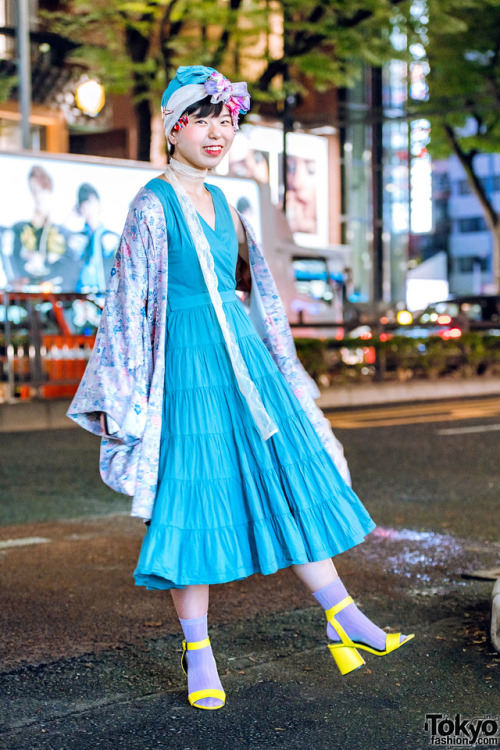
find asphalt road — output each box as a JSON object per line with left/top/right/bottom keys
{"left": 1, "top": 398, "right": 499, "bottom": 749}
{"left": 1, "top": 397, "right": 498, "bottom": 541}
{"left": 330, "top": 398, "right": 500, "bottom": 543}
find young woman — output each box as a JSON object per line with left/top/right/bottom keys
{"left": 68, "top": 65, "right": 413, "bottom": 711}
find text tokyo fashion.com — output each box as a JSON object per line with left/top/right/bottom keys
{"left": 424, "top": 714, "right": 500, "bottom": 746}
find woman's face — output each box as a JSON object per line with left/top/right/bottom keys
{"left": 169, "top": 105, "right": 235, "bottom": 170}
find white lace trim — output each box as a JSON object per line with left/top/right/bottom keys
{"left": 164, "top": 165, "right": 279, "bottom": 441}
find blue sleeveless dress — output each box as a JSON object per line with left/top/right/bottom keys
{"left": 133, "top": 178, "right": 375, "bottom": 589}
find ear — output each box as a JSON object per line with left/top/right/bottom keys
{"left": 168, "top": 132, "right": 177, "bottom": 146}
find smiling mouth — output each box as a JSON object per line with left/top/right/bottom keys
{"left": 204, "top": 146, "right": 223, "bottom": 154}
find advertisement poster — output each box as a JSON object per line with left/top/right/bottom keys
{"left": 0, "top": 152, "right": 261, "bottom": 293}
{"left": 220, "top": 125, "right": 329, "bottom": 248}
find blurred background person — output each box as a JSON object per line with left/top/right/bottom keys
{"left": 70, "top": 183, "right": 119, "bottom": 293}
{"left": 2, "top": 165, "right": 74, "bottom": 290}
{"left": 236, "top": 195, "right": 255, "bottom": 224}
{"left": 285, "top": 155, "right": 318, "bottom": 235}
{"left": 228, "top": 139, "right": 270, "bottom": 183}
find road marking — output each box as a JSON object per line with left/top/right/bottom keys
{"left": 437, "top": 423, "right": 500, "bottom": 436}
{"left": 327, "top": 396, "right": 500, "bottom": 429}
{"left": 0, "top": 537, "right": 51, "bottom": 550}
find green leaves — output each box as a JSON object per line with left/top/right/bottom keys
{"left": 0, "top": 74, "right": 17, "bottom": 104}
{"left": 42, "top": 0, "right": 418, "bottom": 105}
{"left": 415, "top": 0, "right": 500, "bottom": 159}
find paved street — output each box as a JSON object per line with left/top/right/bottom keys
{"left": 0, "top": 397, "right": 499, "bottom": 749}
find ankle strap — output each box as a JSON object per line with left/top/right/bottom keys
{"left": 182, "top": 637, "right": 210, "bottom": 651}
{"left": 325, "top": 595, "right": 353, "bottom": 620}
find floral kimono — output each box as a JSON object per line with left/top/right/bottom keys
{"left": 67, "top": 185, "right": 349, "bottom": 520}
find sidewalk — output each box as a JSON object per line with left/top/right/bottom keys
{"left": 1, "top": 375, "right": 500, "bottom": 432}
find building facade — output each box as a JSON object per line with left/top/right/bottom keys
{"left": 442, "top": 154, "right": 499, "bottom": 295}
{"left": 339, "top": 61, "right": 410, "bottom": 309}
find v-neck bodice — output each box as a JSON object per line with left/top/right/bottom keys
{"left": 145, "top": 178, "right": 239, "bottom": 308}
{"left": 197, "top": 184, "right": 218, "bottom": 233}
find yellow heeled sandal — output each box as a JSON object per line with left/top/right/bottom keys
{"left": 325, "top": 596, "right": 415, "bottom": 676}
{"left": 181, "top": 637, "right": 226, "bottom": 710}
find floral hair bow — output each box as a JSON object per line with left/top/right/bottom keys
{"left": 204, "top": 71, "right": 250, "bottom": 130}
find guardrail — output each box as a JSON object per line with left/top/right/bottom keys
{"left": 1, "top": 291, "right": 96, "bottom": 403}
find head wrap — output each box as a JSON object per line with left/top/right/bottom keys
{"left": 161, "top": 65, "right": 251, "bottom": 136}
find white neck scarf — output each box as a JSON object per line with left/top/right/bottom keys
{"left": 169, "top": 157, "right": 208, "bottom": 183}
{"left": 163, "top": 163, "right": 279, "bottom": 441}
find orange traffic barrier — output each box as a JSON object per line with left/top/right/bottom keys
{"left": 40, "top": 334, "right": 95, "bottom": 398}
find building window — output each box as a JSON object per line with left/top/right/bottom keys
{"left": 455, "top": 256, "right": 489, "bottom": 273}
{"left": 433, "top": 199, "right": 448, "bottom": 224}
{"left": 457, "top": 179, "right": 472, "bottom": 195}
{"left": 457, "top": 177, "right": 493, "bottom": 195}
{"left": 457, "top": 216, "right": 487, "bottom": 233}
{"left": 457, "top": 175, "right": 500, "bottom": 194}
{"left": 433, "top": 173, "right": 450, "bottom": 193}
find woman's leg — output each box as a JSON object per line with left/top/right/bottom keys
{"left": 170, "top": 583, "right": 209, "bottom": 619}
{"left": 170, "top": 585, "right": 225, "bottom": 709}
{"left": 290, "top": 558, "right": 339, "bottom": 591}
{"left": 291, "top": 559, "right": 406, "bottom": 650}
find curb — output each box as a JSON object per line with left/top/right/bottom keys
{"left": 315, "top": 376, "right": 500, "bottom": 409}
{"left": 1, "top": 376, "right": 500, "bottom": 432}
{"left": 0, "top": 398, "right": 75, "bottom": 433}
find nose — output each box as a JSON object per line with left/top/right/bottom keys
{"left": 208, "top": 120, "right": 221, "bottom": 138}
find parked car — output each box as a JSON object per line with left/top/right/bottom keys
{"left": 394, "top": 295, "right": 500, "bottom": 339}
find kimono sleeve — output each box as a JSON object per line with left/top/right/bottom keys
{"left": 67, "top": 187, "right": 162, "bottom": 444}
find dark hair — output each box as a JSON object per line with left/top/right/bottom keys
{"left": 236, "top": 196, "right": 251, "bottom": 214}
{"left": 184, "top": 96, "right": 225, "bottom": 119}
{"left": 168, "top": 96, "right": 225, "bottom": 158}
{"left": 28, "top": 165, "right": 53, "bottom": 191}
{"left": 77, "top": 182, "right": 99, "bottom": 205}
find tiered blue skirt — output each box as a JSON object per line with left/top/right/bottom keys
{"left": 134, "top": 291, "right": 375, "bottom": 589}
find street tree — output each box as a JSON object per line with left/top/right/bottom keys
{"left": 414, "top": 0, "right": 500, "bottom": 291}
{"left": 43, "top": 0, "right": 412, "bottom": 161}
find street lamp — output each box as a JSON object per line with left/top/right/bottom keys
{"left": 75, "top": 78, "right": 105, "bottom": 117}
{"left": 16, "top": 0, "right": 32, "bottom": 149}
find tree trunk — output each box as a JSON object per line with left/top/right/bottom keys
{"left": 135, "top": 98, "right": 152, "bottom": 162}
{"left": 492, "top": 225, "right": 500, "bottom": 293}
{"left": 125, "top": 16, "right": 153, "bottom": 162}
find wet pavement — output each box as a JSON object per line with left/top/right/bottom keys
{"left": 1, "top": 520, "right": 498, "bottom": 749}
{"left": 1, "top": 407, "right": 500, "bottom": 749}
